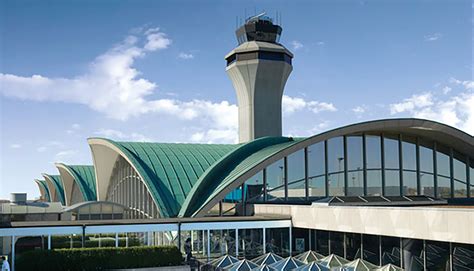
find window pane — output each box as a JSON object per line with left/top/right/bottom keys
{"left": 366, "top": 135, "right": 382, "bottom": 169}
{"left": 363, "top": 234, "right": 380, "bottom": 265}
{"left": 385, "top": 170, "right": 400, "bottom": 196}
{"left": 327, "top": 137, "right": 345, "bottom": 173}
{"left": 328, "top": 172, "right": 344, "bottom": 196}
{"left": 367, "top": 170, "right": 382, "bottom": 196}
{"left": 420, "top": 173, "right": 435, "bottom": 197}
{"left": 420, "top": 144, "right": 434, "bottom": 173}
{"left": 402, "top": 238, "right": 424, "bottom": 271}
{"left": 315, "top": 230, "right": 329, "bottom": 256}
{"left": 437, "top": 148, "right": 451, "bottom": 198}
{"left": 402, "top": 140, "right": 417, "bottom": 171}
{"left": 330, "top": 231, "right": 344, "bottom": 257}
{"left": 382, "top": 236, "right": 401, "bottom": 267}
{"left": 308, "top": 142, "right": 326, "bottom": 197}
{"left": 287, "top": 150, "right": 306, "bottom": 201}
{"left": 347, "top": 136, "right": 363, "bottom": 170}
{"left": 403, "top": 171, "right": 417, "bottom": 196}
{"left": 346, "top": 233, "right": 361, "bottom": 261}
{"left": 452, "top": 243, "right": 474, "bottom": 270}
{"left": 266, "top": 159, "right": 285, "bottom": 201}
{"left": 453, "top": 152, "right": 467, "bottom": 198}
{"left": 245, "top": 171, "right": 264, "bottom": 203}
{"left": 239, "top": 228, "right": 263, "bottom": 259}
{"left": 436, "top": 148, "right": 450, "bottom": 177}
{"left": 384, "top": 136, "right": 400, "bottom": 169}
{"left": 292, "top": 228, "right": 310, "bottom": 254}
{"left": 425, "top": 240, "right": 450, "bottom": 271}
{"left": 438, "top": 176, "right": 451, "bottom": 198}
{"left": 347, "top": 136, "right": 363, "bottom": 196}
{"left": 470, "top": 159, "right": 474, "bottom": 197}
{"left": 266, "top": 228, "right": 290, "bottom": 257}
{"left": 347, "top": 170, "right": 364, "bottom": 196}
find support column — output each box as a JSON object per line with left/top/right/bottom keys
{"left": 235, "top": 229, "right": 239, "bottom": 257}
{"left": 289, "top": 225, "right": 293, "bottom": 256}
{"left": 11, "top": 235, "right": 16, "bottom": 271}
{"left": 207, "top": 229, "right": 211, "bottom": 262}
{"left": 115, "top": 233, "right": 119, "bottom": 248}
{"left": 262, "top": 228, "right": 266, "bottom": 254}
{"left": 48, "top": 235, "right": 51, "bottom": 250}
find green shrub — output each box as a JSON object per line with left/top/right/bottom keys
{"left": 15, "top": 245, "right": 183, "bottom": 271}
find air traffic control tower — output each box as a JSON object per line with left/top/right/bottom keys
{"left": 225, "top": 13, "right": 293, "bottom": 143}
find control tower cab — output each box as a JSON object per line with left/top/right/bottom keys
{"left": 225, "top": 13, "right": 293, "bottom": 143}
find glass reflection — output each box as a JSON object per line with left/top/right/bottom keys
{"left": 420, "top": 142, "right": 435, "bottom": 197}
{"left": 327, "top": 137, "right": 345, "bottom": 196}
{"left": 245, "top": 171, "right": 264, "bottom": 203}
{"left": 330, "top": 231, "right": 344, "bottom": 257}
{"left": 308, "top": 142, "right": 326, "bottom": 197}
{"left": 363, "top": 234, "right": 380, "bottom": 265}
{"left": 382, "top": 235, "right": 401, "bottom": 267}
{"left": 437, "top": 147, "right": 451, "bottom": 198}
{"left": 347, "top": 136, "right": 363, "bottom": 196}
{"left": 402, "top": 238, "right": 424, "bottom": 271}
{"left": 345, "top": 233, "right": 361, "bottom": 260}
{"left": 266, "top": 159, "right": 285, "bottom": 202}
{"left": 315, "top": 230, "right": 329, "bottom": 256}
{"left": 453, "top": 151, "right": 467, "bottom": 198}
{"left": 287, "top": 150, "right": 306, "bottom": 201}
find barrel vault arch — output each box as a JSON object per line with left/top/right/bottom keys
{"left": 42, "top": 173, "right": 65, "bottom": 205}
{"left": 55, "top": 163, "right": 97, "bottom": 206}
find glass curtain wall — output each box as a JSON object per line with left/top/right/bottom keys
{"left": 231, "top": 133, "right": 472, "bottom": 207}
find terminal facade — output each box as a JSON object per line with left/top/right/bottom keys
{"left": 2, "top": 14, "right": 473, "bottom": 271}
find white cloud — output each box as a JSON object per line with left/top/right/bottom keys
{"left": 316, "top": 41, "right": 325, "bottom": 46}
{"left": 450, "top": 77, "right": 474, "bottom": 90}
{"left": 291, "top": 40, "right": 303, "bottom": 50}
{"left": 36, "top": 141, "right": 63, "bottom": 153}
{"left": 424, "top": 33, "right": 442, "bottom": 42}
{"left": 442, "top": 86, "right": 452, "bottom": 94}
{"left": 389, "top": 93, "right": 433, "bottom": 114}
{"left": 0, "top": 27, "right": 171, "bottom": 121}
{"left": 352, "top": 106, "right": 366, "bottom": 114}
{"left": 67, "top": 123, "right": 81, "bottom": 134}
{"left": 10, "top": 144, "right": 22, "bottom": 149}
{"left": 282, "top": 95, "right": 337, "bottom": 115}
{"left": 190, "top": 129, "right": 238, "bottom": 144}
{"left": 389, "top": 79, "right": 474, "bottom": 135}
{"left": 178, "top": 52, "right": 194, "bottom": 60}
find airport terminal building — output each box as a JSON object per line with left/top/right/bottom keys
{"left": 2, "top": 14, "right": 473, "bottom": 271}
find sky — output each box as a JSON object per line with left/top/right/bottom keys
{"left": 0, "top": 0, "right": 472, "bottom": 200}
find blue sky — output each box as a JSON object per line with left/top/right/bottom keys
{"left": 0, "top": 0, "right": 472, "bottom": 199}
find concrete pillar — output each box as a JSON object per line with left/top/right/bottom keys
{"left": 47, "top": 235, "right": 51, "bottom": 250}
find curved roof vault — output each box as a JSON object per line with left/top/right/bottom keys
{"left": 56, "top": 163, "right": 97, "bottom": 205}
{"left": 34, "top": 179, "right": 51, "bottom": 202}
{"left": 88, "top": 138, "right": 238, "bottom": 217}
{"left": 42, "top": 173, "right": 66, "bottom": 205}
{"left": 179, "top": 118, "right": 474, "bottom": 217}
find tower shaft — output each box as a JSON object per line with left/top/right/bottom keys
{"left": 225, "top": 14, "right": 293, "bottom": 143}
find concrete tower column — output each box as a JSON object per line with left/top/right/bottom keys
{"left": 225, "top": 13, "right": 293, "bottom": 143}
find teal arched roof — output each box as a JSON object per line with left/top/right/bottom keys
{"left": 179, "top": 136, "right": 303, "bottom": 217}
{"left": 35, "top": 179, "right": 51, "bottom": 202}
{"left": 63, "top": 165, "right": 97, "bottom": 201}
{"left": 43, "top": 174, "right": 65, "bottom": 205}
{"left": 100, "top": 139, "right": 239, "bottom": 217}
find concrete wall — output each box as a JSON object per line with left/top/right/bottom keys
{"left": 254, "top": 204, "right": 474, "bottom": 244}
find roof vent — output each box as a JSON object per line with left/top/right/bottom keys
{"left": 10, "top": 193, "right": 27, "bottom": 204}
